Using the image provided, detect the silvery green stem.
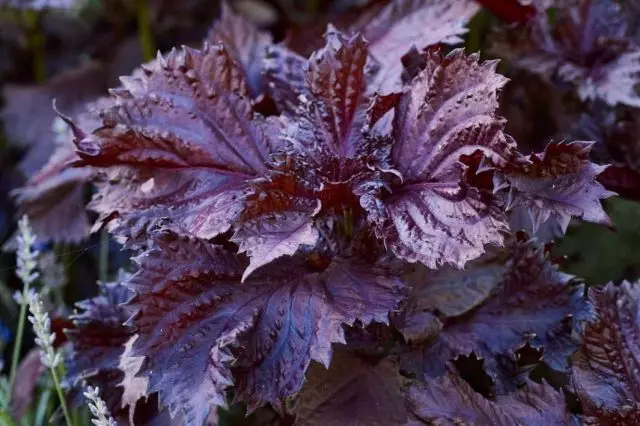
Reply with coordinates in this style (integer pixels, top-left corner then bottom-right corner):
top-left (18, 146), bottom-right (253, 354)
top-left (8, 215), bottom-right (40, 403)
top-left (27, 291), bottom-right (73, 426)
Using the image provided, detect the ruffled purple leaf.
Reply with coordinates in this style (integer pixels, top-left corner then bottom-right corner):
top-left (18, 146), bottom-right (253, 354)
top-left (492, 0), bottom-right (640, 107)
top-left (64, 275), bottom-right (135, 413)
top-left (496, 141), bottom-right (615, 233)
top-left (265, 0), bottom-right (479, 109)
top-left (72, 44), bottom-right (281, 243)
top-left (125, 228), bottom-right (405, 424)
top-left (572, 281), bottom-right (640, 424)
top-left (362, 49), bottom-right (517, 269)
top-left (409, 240), bottom-right (591, 391)
top-left (207, 1), bottom-right (272, 97)
top-left (360, 0), bottom-right (480, 94)
top-left (407, 367), bottom-right (578, 425)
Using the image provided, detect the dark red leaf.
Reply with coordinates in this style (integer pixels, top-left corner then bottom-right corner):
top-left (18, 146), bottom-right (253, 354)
top-left (475, 0), bottom-right (537, 24)
top-left (282, 28), bottom-right (370, 163)
top-left (597, 165), bottom-right (640, 202)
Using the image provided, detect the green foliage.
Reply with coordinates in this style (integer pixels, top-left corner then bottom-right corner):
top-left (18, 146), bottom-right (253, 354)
top-left (555, 198), bottom-right (640, 285)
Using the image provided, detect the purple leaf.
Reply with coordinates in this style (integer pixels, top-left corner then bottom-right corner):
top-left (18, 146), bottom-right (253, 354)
top-left (410, 240), bottom-right (591, 390)
top-left (125, 229), bottom-right (405, 423)
top-left (359, 0), bottom-right (480, 94)
top-left (265, 0), bottom-right (479, 110)
top-left (284, 29), bottom-right (369, 161)
top-left (362, 49), bottom-right (517, 269)
top-left (73, 45), bottom-right (281, 242)
top-left (232, 208), bottom-right (321, 281)
top-left (572, 281), bottom-right (640, 424)
top-left (4, 97), bottom-right (111, 249)
top-left (496, 141), bottom-right (615, 233)
top-left (64, 276), bottom-right (135, 413)
top-left (262, 44), bottom-right (308, 114)
top-left (493, 0), bottom-right (640, 107)
top-left (407, 368), bottom-right (578, 425)
top-left (207, 1), bottom-right (272, 97)
top-left (405, 251), bottom-right (505, 319)
top-left (10, 349), bottom-right (46, 420)
top-left (570, 51), bottom-right (640, 107)
top-left (295, 351), bottom-right (408, 426)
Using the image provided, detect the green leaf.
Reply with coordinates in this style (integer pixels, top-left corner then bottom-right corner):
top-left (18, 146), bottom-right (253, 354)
top-left (554, 198), bottom-right (640, 285)
top-left (0, 409), bottom-right (16, 426)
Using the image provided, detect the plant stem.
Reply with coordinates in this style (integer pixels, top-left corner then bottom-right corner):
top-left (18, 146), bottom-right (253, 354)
top-left (50, 367), bottom-right (73, 426)
top-left (99, 229), bottom-right (109, 283)
top-left (23, 10), bottom-right (45, 83)
top-left (135, 0), bottom-right (155, 61)
top-left (8, 281), bottom-right (29, 402)
top-left (34, 387), bottom-right (51, 426)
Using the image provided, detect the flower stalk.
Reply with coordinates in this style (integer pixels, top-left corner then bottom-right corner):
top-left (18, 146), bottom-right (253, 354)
top-left (83, 386), bottom-right (116, 426)
top-left (8, 216), bottom-right (39, 403)
top-left (27, 291), bottom-right (73, 426)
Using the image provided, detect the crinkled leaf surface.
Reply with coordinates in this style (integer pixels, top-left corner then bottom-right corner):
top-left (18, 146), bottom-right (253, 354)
top-left (407, 368), bottom-right (578, 425)
top-left (572, 50), bottom-right (640, 107)
top-left (572, 281), bottom-right (640, 424)
top-left (359, 0), bottom-right (479, 94)
top-left (497, 141), bottom-right (614, 233)
top-left (232, 208), bottom-right (320, 281)
top-left (64, 277), bottom-right (135, 412)
top-left (263, 44), bottom-right (308, 114)
top-left (294, 351), bottom-right (407, 426)
top-left (207, 2), bottom-right (272, 97)
top-left (74, 45), bottom-right (280, 242)
top-left (236, 29), bottom-right (380, 274)
top-left (297, 29), bottom-right (368, 160)
top-left (126, 229), bottom-right (405, 425)
top-left (265, 0), bottom-right (479, 108)
top-left (362, 49), bottom-right (516, 269)
top-left (412, 241), bottom-right (591, 390)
